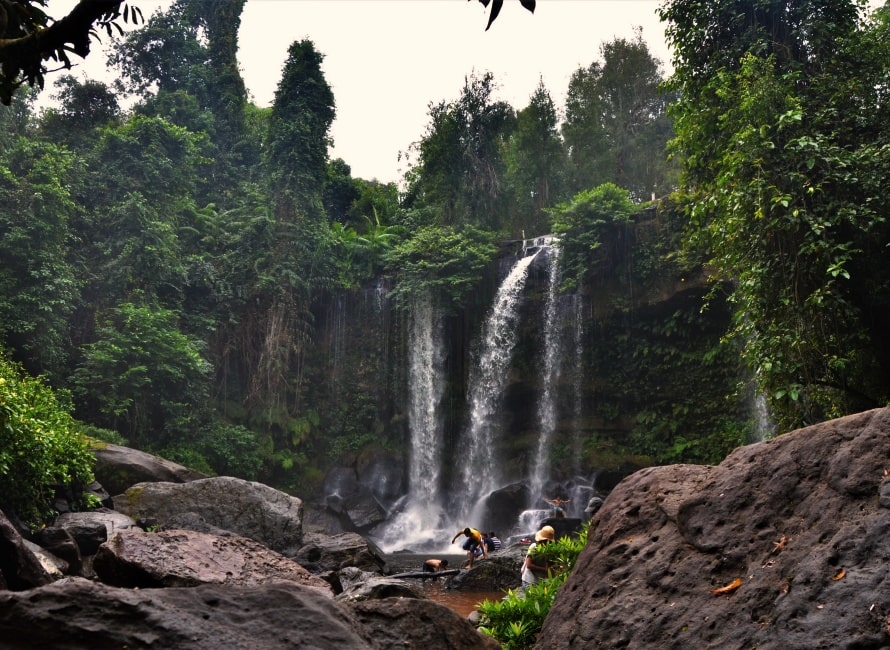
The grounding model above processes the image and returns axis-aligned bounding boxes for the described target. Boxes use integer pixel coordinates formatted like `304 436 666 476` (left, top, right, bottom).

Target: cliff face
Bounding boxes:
306 203 751 507
537 407 890 649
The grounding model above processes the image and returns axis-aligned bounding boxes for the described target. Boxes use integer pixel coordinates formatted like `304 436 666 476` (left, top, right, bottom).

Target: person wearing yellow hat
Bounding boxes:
521 525 555 590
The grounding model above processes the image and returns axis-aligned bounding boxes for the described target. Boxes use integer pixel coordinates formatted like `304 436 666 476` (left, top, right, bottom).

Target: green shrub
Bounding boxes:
77 422 128 446
157 445 214 476
0 350 95 530
196 422 265 479
477 525 589 649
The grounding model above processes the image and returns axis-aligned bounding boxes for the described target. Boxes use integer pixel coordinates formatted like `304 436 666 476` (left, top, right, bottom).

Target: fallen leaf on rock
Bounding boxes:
710 577 742 595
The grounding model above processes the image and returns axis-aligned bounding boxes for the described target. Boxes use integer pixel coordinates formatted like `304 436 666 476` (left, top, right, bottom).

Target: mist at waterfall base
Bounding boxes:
368 237 599 554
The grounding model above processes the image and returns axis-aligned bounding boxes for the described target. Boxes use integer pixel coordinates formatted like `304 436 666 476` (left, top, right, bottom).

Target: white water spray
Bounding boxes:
457 252 539 517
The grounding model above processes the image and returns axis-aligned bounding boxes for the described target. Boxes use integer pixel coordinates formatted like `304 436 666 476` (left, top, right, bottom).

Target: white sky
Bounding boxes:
48 0 672 184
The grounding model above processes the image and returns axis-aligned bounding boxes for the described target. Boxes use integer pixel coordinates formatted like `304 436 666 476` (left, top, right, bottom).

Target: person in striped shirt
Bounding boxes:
484 531 502 554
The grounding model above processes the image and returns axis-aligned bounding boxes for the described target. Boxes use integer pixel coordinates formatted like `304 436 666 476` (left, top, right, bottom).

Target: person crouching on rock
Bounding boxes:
451 527 486 568
423 558 449 573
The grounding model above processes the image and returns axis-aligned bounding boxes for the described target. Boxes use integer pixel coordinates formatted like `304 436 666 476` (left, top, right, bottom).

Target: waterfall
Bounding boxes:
377 292 446 551
456 252 539 518
751 390 774 441
329 294 346 391
570 292 585 474
528 245 562 505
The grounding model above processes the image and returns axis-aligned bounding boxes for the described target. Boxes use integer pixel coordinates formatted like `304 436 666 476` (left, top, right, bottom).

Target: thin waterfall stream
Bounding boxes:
529 244 562 507
378 292 447 551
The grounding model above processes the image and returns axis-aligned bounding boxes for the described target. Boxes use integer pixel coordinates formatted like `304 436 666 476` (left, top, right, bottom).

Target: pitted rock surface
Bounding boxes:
537 407 890 649
0 577 363 648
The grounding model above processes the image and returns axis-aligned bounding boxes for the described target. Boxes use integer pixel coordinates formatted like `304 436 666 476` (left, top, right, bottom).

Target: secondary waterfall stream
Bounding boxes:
378 292 447 551
528 243 562 507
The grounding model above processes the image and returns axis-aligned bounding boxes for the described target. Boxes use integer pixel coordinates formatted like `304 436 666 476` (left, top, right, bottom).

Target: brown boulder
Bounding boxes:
349 597 502 649
537 407 890 649
0 576 497 649
113 476 304 554
0 577 365 648
0 509 52 590
91 442 207 496
295 531 386 573
94 528 332 595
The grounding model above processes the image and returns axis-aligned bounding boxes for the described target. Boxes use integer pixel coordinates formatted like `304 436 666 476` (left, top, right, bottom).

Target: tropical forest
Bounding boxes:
1 0 890 553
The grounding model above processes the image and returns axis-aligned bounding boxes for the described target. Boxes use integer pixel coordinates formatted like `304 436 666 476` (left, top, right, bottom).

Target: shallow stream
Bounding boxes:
385 552 507 618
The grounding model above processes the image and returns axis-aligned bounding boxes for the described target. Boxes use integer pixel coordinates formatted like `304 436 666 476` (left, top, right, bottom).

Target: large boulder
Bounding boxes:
93 528 332 595
537 407 890 649
21 540 68 579
294 531 387 573
335 566 423 603
480 482 531 535
447 555 522 592
112 476 304 555
350 597 502 650
0 510 52 590
341 492 388 531
323 466 360 514
52 509 139 555
32 526 82 575
355 449 405 506
0 577 367 648
322 458 399 531
91 442 207 496
0 577 497 649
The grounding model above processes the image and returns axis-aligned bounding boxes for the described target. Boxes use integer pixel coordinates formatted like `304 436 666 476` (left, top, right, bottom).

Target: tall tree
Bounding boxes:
562 61 610 193
188 0 248 157
71 302 211 448
243 38 336 429
109 0 249 203
661 0 890 429
266 39 335 224
405 71 515 231
38 76 121 150
0 139 80 378
505 79 565 236
562 30 673 200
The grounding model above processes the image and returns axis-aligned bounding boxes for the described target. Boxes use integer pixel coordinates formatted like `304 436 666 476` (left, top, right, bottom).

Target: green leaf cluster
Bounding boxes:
384 225 498 314
0 348 95 530
550 182 636 290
